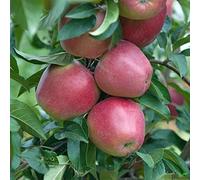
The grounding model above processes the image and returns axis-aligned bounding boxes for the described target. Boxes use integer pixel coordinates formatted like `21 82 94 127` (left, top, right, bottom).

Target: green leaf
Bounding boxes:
10 118 21 132
86 142 97 178
40 0 69 28
22 147 48 174
177 0 190 21
158 173 189 180
80 142 89 173
58 16 96 41
149 77 171 103
176 105 190 132
10 99 46 140
10 56 19 73
138 92 170 120
14 49 73 65
10 68 30 91
44 155 69 180
153 161 166 180
173 35 190 51
67 0 102 3
151 129 186 150
11 132 21 170
90 0 119 36
163 149 189 176
157 32 167 49
67 140 90 176
11 0 43 34
54 121 88 143
162 16 172 33
136 152 154 168
111 20 122 47
18 68 46 96
86 142 96 168
144 109 155 123
99 169 118 180
144 163 153 180
67 139 81 170
171 23 189 44
144 160 166 180
169 53 188 77
93 20 119 40
150 149 164 165
65 3 96 19
181 48 190 56
42 150 59 165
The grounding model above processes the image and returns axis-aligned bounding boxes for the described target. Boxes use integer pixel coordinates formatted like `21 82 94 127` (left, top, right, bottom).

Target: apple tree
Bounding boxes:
10 0 190 179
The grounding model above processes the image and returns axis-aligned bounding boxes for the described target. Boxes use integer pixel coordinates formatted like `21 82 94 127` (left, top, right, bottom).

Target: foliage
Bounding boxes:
10 0 190 179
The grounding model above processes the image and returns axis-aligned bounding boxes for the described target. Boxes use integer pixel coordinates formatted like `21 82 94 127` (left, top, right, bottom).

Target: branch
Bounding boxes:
150 60 190 86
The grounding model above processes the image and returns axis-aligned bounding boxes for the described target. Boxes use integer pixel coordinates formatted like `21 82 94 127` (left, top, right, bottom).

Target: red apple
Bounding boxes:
119 0 166 20
59 11 111 59
167 86 184 117
95 40 153 98
36 61 100 121
166 0 174 17
120 7 166 48
87 97 145 157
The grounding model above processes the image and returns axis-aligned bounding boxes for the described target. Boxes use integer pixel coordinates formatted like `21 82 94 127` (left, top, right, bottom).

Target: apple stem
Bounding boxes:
150 60 190 86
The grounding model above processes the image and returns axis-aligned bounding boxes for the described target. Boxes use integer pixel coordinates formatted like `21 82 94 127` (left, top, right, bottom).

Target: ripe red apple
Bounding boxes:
36 61 100 121
167 86 184 117
166 0 174 17
59 11 111 59
119 0 166 20
95 40 153 98
87 97 145 157
120 7 167 48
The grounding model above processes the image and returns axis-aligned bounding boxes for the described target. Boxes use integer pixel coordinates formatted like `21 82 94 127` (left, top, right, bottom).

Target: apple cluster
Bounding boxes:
36 0 174 157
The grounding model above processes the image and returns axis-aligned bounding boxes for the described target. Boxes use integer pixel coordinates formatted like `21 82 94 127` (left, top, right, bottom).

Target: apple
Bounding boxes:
94 40 153 98
167 86 184 117
59 10 111 59
87 97 145 157
119 0 166 20
36 61 100 121
166 0 174 17
120 7 166 47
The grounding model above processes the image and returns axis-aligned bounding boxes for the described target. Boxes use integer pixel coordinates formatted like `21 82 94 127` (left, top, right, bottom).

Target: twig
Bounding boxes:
150 60 190 86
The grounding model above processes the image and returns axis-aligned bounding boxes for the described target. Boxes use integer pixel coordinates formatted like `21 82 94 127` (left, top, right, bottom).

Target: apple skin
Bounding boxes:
166 0 174 17
167 87 184 117
120 7 167 48
119 0 166 20
59 11 111 59
94 40 153 98
36 61 100 121
87 97 145 157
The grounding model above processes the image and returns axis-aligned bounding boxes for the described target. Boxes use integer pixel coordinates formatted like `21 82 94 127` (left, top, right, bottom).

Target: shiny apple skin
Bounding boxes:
36 62 100 121
87 97 145 157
